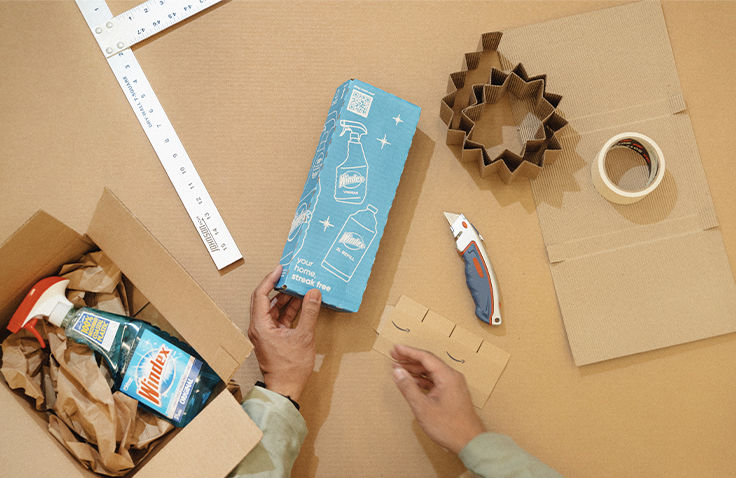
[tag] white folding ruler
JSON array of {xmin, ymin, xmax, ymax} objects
[
  {"xmin": 91, "ymin": 0, "xmax": 222, "ymax": 57},
  {"xmin": 76, "ymin": 0, "xmax": 242, "ymax": 270}
]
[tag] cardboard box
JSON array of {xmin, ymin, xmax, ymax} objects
[
  {"xmin": 276, "ymin": 79, "xmax": 420, "ymax": 312},
  {"xmin": 0, "ymin": 189, "xmax": 262, "ymax": 477}
]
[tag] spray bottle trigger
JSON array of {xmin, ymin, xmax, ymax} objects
[
  {"xmin": 7, "ymin": 276, "xmax": 71, "ymax": 348},
  {"xmin": 23, "ymin": 318, "xmax": 46, "ymax": 348}
]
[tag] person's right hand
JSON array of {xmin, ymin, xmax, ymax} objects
[{"xmin": 391, "ymin": 344, "xmax": 486, "ymax": 454}]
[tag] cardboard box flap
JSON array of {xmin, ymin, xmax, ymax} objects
[
  {"xmin": 86, "ymin": 189, "xmax": 252, "ymax": 381},
  {"xmin": 501, "ymin": 2, "xmax": 716, "ymax": 250},
  {"xmin": 134, "ymin": 391, "xmax": 262, "ymax": 478},
  {"xmin": 373, "ymin": 296, "xmax": 509, "ymax": 408},
  {"xmin": 0, "ymin": 211, "xmax": 93, "ymax": 331},
  {"xmin": 552, "ymin": 229, "xmax": 736, "ymax": 366},
  {"xmin": 0, "ymin": 385, "xmax": 90, "ymax": 477}
]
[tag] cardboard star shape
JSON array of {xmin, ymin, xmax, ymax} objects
[{"xmin": 440, "ymin": 32, "xmax": 567, "ymax": 184}]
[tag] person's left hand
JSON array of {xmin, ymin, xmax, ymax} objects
[{"xmin": 248, "ymin": 265, "xmax": 322, "ymax": 402}]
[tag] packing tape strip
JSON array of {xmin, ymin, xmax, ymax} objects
[{"xmin": 592, "ymin": 132, "xmax": 665, "ymax": 204}]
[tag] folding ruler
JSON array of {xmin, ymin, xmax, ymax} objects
[{"xmin": 76, "ymin": 0, "xmax": 242, "ymax": 270}]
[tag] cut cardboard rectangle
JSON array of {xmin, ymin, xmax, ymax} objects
[
  {"xmin": 499, "ymin": 1, "xmax": 736, "ymax": 365},
  {"xmin": 0, "ymin": 189, "xmax": 262, "ymax": 477},
  {"xmin": 373, "ymin": 296, "xmax": 509, "ymax": 408},
  {"xmin": 277, "ymin": 79, "xmax": 421, "ymax": 312}
]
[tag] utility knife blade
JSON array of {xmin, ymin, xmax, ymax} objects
[{"xmin": 444, "ymin": 212, "xmax": 502, "ymax": 325}]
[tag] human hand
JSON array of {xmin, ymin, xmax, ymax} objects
[
  {"xmin": 248, "ymin": 265, "xmax": 322, "ymax": 402},
  {"xmin": 391, "ymin": 344, "xmax": 486, "ymax": 454}
]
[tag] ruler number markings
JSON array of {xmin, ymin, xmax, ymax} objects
[
  {"xmin": 77, "ymin": 0, "xmax": 241, "ymax": 269},
  {"xmin": 93, "ymin": 0, "xmax": 222, "ymax": 57}
]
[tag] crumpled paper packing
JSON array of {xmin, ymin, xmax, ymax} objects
[{"xmin": 1, "ymin": 252, "xmax": 174, "ymax": 476}]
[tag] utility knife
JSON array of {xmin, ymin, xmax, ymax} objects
[{"xmin": 444, "ymin": 212, "xmax": 502, "ymax": 325}]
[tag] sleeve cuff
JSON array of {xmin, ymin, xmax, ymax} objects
[
  {"xmin": 458, "ymin": 432, "xmax": 563, "ymax": 478},
  {"xmin": 241, "ymin": 385, "xmax": 308, "ymax": 444},
  {"xmin": 254, "ymin": 381, "xmax": 300, "ymax": 410}
]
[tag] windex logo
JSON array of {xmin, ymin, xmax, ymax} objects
[
  {"xmin": 311, "ymin": 153, "xmax": 324, "ymax": 179},
  {"xmin": 288, "ymin": 205, "xmax": 312, "ymax": 240},
  {"xmin": 338, "ymin": 171, "xmax": 365, "ymax": 189},
  {"xmin": 339, "ymin": 232, "xmax": 366, "ymax": 251},
  {"xmin": 136, "ymin": 345, "xmax": 172, "ymax": 407}
]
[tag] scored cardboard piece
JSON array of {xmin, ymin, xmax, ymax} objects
[
  {"xmin": 499, "ymin": 1, "xmax": 736, "ymax": 365},
  {"xmin": 373, "ymin": 296, "xmax": 510, "ymax": 408},
  {"xmin": 277, "ymin": 79, "xmax": 421, "ymax": 312},
  {"xmin": 0, "ymin": 189, "xmax": 262, "ymax": 477},
  {"xmin": 440, "ymin": 32, "xmax": 566, "ymax": 184}
]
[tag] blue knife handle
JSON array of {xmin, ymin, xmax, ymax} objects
[{"xmin": 461, "ymin": 241, "xmax": 495, "ymax": 324}]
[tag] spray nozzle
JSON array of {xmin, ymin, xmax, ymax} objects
[
  {"xmin": 7, "ymin": 277, "xmax": 73, "ymax": 348},
  {"xmin": 339, "ymin": 120, "xmax": 368, "ymax": 141}
]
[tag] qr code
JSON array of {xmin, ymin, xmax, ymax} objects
[{"xmin": 347, "ymin": 89, "xmax": 373, "ymax": 118}]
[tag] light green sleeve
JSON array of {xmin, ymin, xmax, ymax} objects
[
  {"xmin": 228, "ymin": 386, "xmax": 308, "ymax": 478},
  {"xmin": 458, "ymin": 432, "xmax": 564, "ymax": 478}
]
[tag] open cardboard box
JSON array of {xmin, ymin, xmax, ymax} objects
[{"xmin": 0, "ymin": 189, "xmax": 262, "ymax": 477}]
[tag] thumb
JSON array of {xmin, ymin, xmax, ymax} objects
[
  {"xmin": 393, "ymin": 366, "xmax": 427, "ymax": 413},
  {"xmin": 296, "ymin": 289, "xmax": 321, "ymax": 333}
]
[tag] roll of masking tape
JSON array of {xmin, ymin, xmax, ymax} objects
[{"xmin": 592, "ymin": 132, "xmax": 665, "ymax": 205}]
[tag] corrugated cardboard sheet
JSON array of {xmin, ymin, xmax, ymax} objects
[
  {"xmin": 2, "ymin": 1, "xmax": 736, "ymax": 477},
  {"xmin": 499, "ymin": 1, "xmax": 736, "ymax": 365}
]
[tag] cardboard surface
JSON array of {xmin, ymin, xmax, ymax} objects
[
  {"xmin": 2, "ymin": 1, "xmax": 736, "ymax": 477},
  {"xmin": 498, "ymin": 1, "xmax": 736, "ymax": 365}
]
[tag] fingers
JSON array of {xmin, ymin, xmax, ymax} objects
[
  {"xmin": 251, "ymin": 265, "xmax": 283, "ymax": 323},
  {"xmin": 392, "ymin": 362, "xmax": 434, "ymax": 391},
  {"xmin": 275, "ymin": 295, "xmax": 303, "ymax": 328},
  {"xmin": 393, "ymin": 366, "xmax": 428, "ymax": 411},
  {"xmin": 390, "ymin": 343, "xmax": 430, "ymax": 363},
  {"xmin": 391, "ymin": 344, "xmax": 448, "ymax": 378},
  {"xmin": 392, "ymin": 360, "xmax": 429, "ymax": 377},
  {"xmin": 295, "ymin": 289, "xmax": 322, "ymax": 333},
  {"xmin": 268, "ymin": 293, "xmax": 292, "ymax": 321}
]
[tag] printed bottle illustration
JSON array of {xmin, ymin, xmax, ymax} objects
[
  {"xmin": 322, "ymin": 205, "xmax": 378, "ymax": 282},
  {"xmin": 311, "ymin": 111, "xmax": 338, "ymax": 180},
  {"xmin": 334, "ymin": 120, "xmax": 368, "ymax": 204},
  {"xmin": 280, "ymin": 183, "xmax": 320, "ymax": 266}
]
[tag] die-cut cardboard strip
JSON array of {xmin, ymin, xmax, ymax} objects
[
  {"xmin": 440, "ymin": 32, "xmax": 567, "ymax": 184},
  {"xmin": 373, "ymin": 296, "xmax": 510, "ymax": 408}
]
